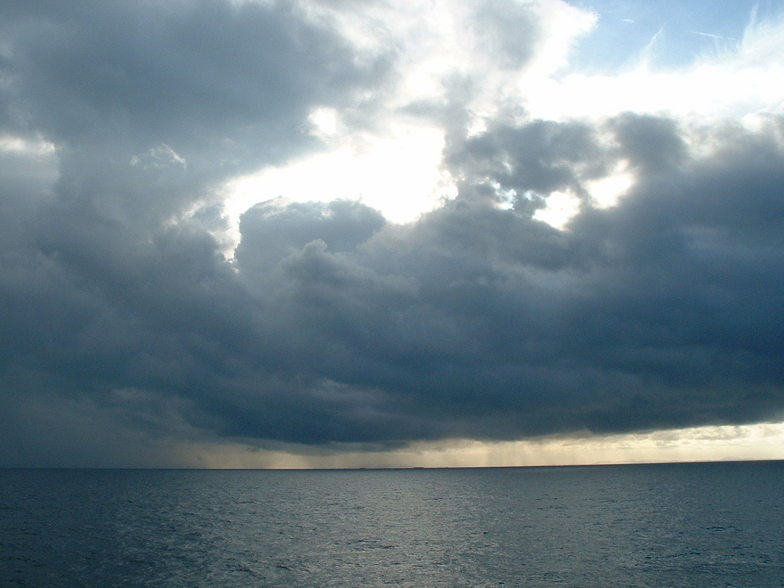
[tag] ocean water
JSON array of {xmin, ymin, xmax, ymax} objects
[{"xmin": 1, "ymin": 461, "xmax": 783, "ymax": 587}]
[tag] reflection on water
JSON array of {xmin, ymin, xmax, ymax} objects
[{"xmin": 1, "ymin": 462, "xmax": 783, "ymax": 586}]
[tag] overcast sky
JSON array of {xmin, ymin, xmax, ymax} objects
[{"xmin": 2, "ymin": 0, "xmax": 784, "ymax": 468}]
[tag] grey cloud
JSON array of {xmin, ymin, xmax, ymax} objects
[
  {"xmin": 1, "ymin": 0, "xmax": 388, "ymax": 231},
  {"xmin": 236, "ymin": 199, "xmax": 386, "ymax": 279},
  {"xmin": 1, "ymin": 1, "xmax": 784, "ymax": 465},
  {"xmin": 448, "ymin": 118, "xmax": 608, "ymax": 198},
  {"xmin": 471, "ymin": 0, "xmax": 540, "ymax": 69},
  {"xmin": 216, "ymin": 117, "xmax": 784, "ymax": 445},
  {"xmin": 5, "ymin": 1, "xmax": 372, "ymax": 145},
  {"xmin": 610, "ymin": 113, "xmax": 687, "ymax": 174},
  {"xmin": 4, "ymin": 115, "xmax": 784, "ymax": 462}
]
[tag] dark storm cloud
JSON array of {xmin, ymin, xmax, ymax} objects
[
  {"xmin": 446, "ymin": 118, "xmax": 610, "ymax": 212},
  {"xmin": 0, "ymin": 0, "xmax": 385, "ymax": 229},
  {"xmin": 214, "ymin": 115, "xmax": 784, "ymax": 445},
  {"xmin": 0, "ymin": 0, "xmax": 389, "ymax": 464},
  {"xmin": 3, "ymin": 0, "xmax": 371, "ymax": 145},
  {"xmin": 1, "ymin": 1, "xmax": 784, "ymax": 465}
]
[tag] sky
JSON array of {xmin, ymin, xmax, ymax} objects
[{"xmin": 1, "ymin": 0, "xmax": 784, "ymax": 468}]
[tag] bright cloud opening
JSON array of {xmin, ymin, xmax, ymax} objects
[
  {"xmin": 585, "ymin": 161, "xmax": 635, "ymax": 208},
  {"xmin": 223, "ymin": 121, "xmax": 455, "ymax": 232},
  {"xmin": 533, "ymin": 189, "xmax": 581, "ymax": 229}
]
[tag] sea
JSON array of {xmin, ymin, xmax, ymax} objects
[{"xmin": 1, "ymin": 461, "xmax": 783, "ymax": 587}]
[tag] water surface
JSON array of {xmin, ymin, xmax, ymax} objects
[{"xmin": 2, "ymin": 461, "xmax": 783, "ymax": 586}]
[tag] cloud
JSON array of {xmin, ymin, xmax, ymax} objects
[
  {"xmin": 1, "ymin": 0, "xmax": 783, "ymax": 466},
  {"xmin": 1, "ymin": 0, "xmax": 389, "ymax": 230},
  {"xmin": 525, "ymin": 6, "xmax": 784, "ymax": 122}
]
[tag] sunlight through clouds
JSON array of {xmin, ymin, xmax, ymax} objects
[
  {"xmin": 175, "ymin": 422, "xmax": 784, "ymax": 469},
  {"xmin": 222, "ymin": 0, "xmax": 784, "ymax": 236},
  {"xmin": 221, "ymin": 0, "xmax": 598, "ymax": 234},
  {"xmin": 533, "ymin": 189, "xmax": 581, "ymax": 228},
  {"xmin": 2, "ymin": 0, "xmax": 784, "ymax": 468},
  {"xmin": 585, "ymin": 161, "xmax": 634, "ymax": 208},
  {"xmin": 223, "ymin": 120, "xmax": 454, "ymax": 230}
]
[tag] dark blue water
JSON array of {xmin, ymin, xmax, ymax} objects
[{"xmin": 1, "ymin": 461, "xmax": 783, "ymax": 586}]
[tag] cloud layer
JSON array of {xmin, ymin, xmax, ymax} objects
[{"xmin": 1, "ymin": 0, "xmax": 783, "ymax": 465}]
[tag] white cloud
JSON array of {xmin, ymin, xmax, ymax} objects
[
  {"xmin": 533, "ymin": 189, "xmax": 581, "ymax": 228},
  {"xmin": 130, "ymin": 143, "xmax": 187, "ymax": 170},
  {"xmin": 0, "ymin": 134, "xmax": 55, "ymax": 155},
  {"xmin": 224, "ymin": 119, "xmax": 454, "ymax": 229},
  {"xmin": 222, "ymin": 2, "xmax": 784, "ymax": 236},
  {"xmin": 585, "ymin": 160, "xmax": 634, "ymax": 208},
  {"xmin": 221, "ymin": 0, "xmax": 598, "ymax": 235},
  {"xmin": 525, "ymin": 10, "xmax": 784, "ymax": 124}
]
